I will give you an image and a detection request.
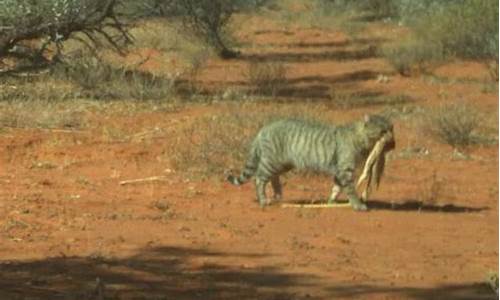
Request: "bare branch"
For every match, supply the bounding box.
[0,0,132,71]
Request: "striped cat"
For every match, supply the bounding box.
[227,114,395,211]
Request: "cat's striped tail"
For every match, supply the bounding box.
[227,143,260,185]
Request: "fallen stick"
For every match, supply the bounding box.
[281,203,351,208]
[132,128,162,139]
[119,176,168,185]
[2,126,88,133]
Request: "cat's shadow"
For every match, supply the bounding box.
[285,199,489,213]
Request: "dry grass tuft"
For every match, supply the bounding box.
[167,103,331,178]
[380,39,443,76]
[330,90,412,109]
[53,54,178,101]
[423,103,495,148]
[0,76,77,102]
[0,100,86,130]
[246,61,288,97]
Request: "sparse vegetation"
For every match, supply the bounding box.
[424,103,484,148]
[380,39,443,76]
[247,61,287,97]
[0,0,131,71]
[487,271,499,295]
[0,100,86,130]
[53,53,178,101]
[411,0,498,61]
[486,59,499,82]
[0,57,178,103]
[0,75,77,102]
[418,171,443,207]
[153,0,241,58]
[0,2,497,298]
[380,0,498,75]
[168,103,329,178]
[330,90,412,109]
[325,0,398,19]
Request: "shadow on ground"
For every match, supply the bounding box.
[181,69,399,102]
[177,35,401,103]
[366,199,489,213]
[328,283,497,300]
[260,37,388,49]
[285,199,489,213]
[240,45,378,63]
[1,245,494,300]
[0,246,317,300]
[326,283,495,300]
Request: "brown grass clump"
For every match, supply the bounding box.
[380,39,443,76]
[330,90,412,109]
[423,103,494,148]
[54,54,178,101]
[168,103,330,178]
[0,100,86,130]
[246,61,288,97]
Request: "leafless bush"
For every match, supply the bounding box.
[0,0,131,71]
[153,0,240,59]
[380,40,443,76]
[424,103,483,148]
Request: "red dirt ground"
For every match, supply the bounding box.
[0,18,498,300]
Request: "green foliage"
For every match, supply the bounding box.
[411,0,498,60]
[379,0,498,74]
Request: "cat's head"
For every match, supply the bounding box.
[361,114,396,151]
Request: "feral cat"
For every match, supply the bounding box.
[227,115,395,211]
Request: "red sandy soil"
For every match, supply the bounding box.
[0,18,498,300]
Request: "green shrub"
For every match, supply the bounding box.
[382,1,498,74]
[413,0,498,60]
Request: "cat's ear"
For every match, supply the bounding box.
[363,114,370,123]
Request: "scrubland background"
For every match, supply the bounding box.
[0,1,498,299]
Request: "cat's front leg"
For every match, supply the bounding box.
[336,168,368,211]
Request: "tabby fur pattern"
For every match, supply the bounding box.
[227,114,395,211]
